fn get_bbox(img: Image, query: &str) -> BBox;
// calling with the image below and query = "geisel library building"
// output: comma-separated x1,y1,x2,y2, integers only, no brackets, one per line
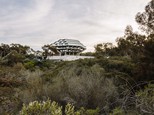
49,39,94,61
52,39,86,56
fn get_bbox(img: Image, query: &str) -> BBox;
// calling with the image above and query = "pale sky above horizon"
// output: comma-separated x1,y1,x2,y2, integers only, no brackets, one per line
0,0,150,52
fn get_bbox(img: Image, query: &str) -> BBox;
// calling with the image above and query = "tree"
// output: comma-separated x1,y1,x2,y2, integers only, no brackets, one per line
0,43,37,65
10,44,30,55
0,44,10,57
124,25,133,37
116,25,154,81
137,34,154,81
134,0,154,81
135,0,154,34
2,50,25,65
94,43,116,57
116,26,146,60
135,84,154,114
42,44,59,59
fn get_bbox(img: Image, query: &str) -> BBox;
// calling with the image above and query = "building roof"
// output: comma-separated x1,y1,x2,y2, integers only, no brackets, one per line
53,39,86,49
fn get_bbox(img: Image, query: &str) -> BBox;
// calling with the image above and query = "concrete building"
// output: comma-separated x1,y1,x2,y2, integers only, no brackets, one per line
47,39,94,61
48,55,94,61
52,39,86,55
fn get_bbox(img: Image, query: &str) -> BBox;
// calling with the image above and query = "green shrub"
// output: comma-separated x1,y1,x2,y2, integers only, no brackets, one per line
65,103,81,115
85,108,100,115
24,60,36,70
0,96,21,115
20,100,100,115
41,60,56,69
20,100,101,115
49,63,119,111
110,107,125,115
17,70,45,103
20,100,62,115
135,84,154,114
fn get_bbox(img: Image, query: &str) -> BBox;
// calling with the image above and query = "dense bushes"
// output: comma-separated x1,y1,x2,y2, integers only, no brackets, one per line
0,56,153,114
38,59,136,113
20,99,100,115
135,84,154,114
19,83,154,115
20,100,62,115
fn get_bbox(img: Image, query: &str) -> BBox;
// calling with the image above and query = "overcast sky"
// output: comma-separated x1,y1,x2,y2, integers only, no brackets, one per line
0,0,150,51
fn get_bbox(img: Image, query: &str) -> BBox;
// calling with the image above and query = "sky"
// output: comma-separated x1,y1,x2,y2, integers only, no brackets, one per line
0,0,151,52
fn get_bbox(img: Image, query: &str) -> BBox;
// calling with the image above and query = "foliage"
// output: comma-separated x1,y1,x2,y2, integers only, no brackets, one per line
135,84,154,114
116,31,146,59
0,63,26,114
110,107,125,115
85,108,100,115
94,43,117,58
80,52,95,56
65,103,80,115
42,44,59,59
47,60,130,112
0,96,21,115
24,60,36,70
20,100,62,115
20,99,100,115
135,0,154,34
0,43,36,66
17,70,45,104
41,59,56,70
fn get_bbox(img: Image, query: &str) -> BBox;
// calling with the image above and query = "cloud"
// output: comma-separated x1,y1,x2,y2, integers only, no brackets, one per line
0,0,54,44
0,0,151,51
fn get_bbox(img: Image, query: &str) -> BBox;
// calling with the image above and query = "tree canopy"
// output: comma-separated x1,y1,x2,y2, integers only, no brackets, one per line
135,0,154,34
